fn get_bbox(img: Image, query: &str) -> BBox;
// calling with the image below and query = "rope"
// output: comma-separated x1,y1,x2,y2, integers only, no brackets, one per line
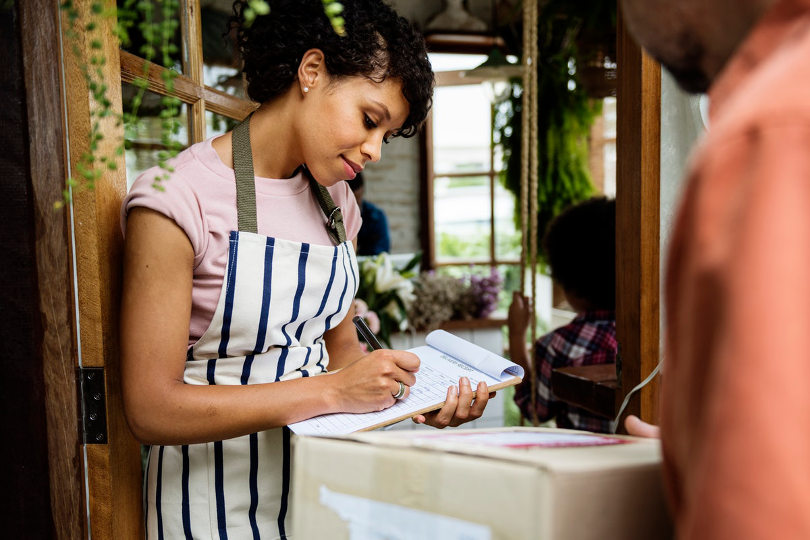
520,0,541,426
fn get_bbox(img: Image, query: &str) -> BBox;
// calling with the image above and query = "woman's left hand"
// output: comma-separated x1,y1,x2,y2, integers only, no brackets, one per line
412,377,494,428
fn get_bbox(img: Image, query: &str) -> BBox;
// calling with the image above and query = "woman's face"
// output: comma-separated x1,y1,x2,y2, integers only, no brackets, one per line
297,74,410,186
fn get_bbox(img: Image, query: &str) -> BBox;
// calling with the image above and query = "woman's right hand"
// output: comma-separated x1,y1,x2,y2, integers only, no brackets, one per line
329,349,420,413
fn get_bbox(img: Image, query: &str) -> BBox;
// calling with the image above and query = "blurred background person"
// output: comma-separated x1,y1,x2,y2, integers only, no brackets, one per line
348,172,391,255
621,0,810,537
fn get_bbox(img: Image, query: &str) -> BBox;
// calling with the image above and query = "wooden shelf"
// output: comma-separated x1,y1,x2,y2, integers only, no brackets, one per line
551,364,619,419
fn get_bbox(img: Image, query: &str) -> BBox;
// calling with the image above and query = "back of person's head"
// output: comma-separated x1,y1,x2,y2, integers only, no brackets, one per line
543,197,616,311
232,0,434,138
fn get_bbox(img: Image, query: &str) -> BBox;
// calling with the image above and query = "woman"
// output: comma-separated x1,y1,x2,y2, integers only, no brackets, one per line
120,0,491,537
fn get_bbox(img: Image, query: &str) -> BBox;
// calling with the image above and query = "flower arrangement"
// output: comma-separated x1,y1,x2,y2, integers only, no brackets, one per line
354,253,418,348
407,267,504,332
354,255,506,343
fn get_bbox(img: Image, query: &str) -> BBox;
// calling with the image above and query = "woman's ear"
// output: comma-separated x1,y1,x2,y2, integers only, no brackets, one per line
297,48,326,95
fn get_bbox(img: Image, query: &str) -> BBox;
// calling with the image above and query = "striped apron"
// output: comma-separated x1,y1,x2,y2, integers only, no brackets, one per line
144,118,358,539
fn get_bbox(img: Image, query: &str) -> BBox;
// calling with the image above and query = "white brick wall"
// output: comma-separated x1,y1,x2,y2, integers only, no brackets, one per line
363,135,423,254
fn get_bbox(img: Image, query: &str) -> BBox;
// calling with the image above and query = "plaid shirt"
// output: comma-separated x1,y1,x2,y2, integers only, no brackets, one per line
514,311,616,433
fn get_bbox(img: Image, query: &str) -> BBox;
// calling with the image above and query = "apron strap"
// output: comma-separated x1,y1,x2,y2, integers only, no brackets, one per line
231,113,347,244
305,170,347,245
232,114,258,233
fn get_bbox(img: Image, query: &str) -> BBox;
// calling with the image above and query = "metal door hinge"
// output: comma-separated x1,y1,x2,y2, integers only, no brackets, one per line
78,367,108,444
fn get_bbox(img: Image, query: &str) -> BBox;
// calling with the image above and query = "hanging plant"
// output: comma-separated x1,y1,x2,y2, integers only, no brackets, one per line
493,0,614,262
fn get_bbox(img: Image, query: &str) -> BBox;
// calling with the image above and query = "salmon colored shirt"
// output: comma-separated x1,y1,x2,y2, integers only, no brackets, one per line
663,0,810,537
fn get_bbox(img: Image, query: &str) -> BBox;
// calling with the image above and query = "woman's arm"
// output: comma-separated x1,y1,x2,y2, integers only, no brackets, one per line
120,208,418,445
323,301,365,370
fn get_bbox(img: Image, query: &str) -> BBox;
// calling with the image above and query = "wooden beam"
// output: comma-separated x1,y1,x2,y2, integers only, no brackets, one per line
615,5,661,427
181,0,207,142
120,49,256,120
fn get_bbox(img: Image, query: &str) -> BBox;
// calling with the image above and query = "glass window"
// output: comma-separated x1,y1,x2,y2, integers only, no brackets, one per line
122,83,189,189
434,176,491,263
205,109,239,139
426,52,519,275
201,5,246,98
432,85,491,175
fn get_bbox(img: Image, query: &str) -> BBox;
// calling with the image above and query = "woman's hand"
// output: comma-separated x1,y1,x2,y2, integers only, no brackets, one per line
412,377,493,428
330,348,420,413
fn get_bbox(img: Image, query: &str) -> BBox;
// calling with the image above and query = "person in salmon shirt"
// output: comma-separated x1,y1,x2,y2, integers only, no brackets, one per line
620,0,810,537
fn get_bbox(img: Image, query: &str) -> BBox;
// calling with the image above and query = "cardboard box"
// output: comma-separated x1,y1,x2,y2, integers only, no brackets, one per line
291,427,672,539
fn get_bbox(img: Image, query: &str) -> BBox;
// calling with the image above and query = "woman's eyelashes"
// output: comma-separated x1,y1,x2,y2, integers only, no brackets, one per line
364,113,391,143
363,114,378,129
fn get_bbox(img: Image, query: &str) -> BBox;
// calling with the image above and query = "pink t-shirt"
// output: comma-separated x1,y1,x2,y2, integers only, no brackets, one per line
122,137,361,344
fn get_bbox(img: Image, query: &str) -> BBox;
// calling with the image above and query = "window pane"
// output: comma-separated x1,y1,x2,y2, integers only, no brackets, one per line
119,0,182,71
201,5,246,98
434,175,491,263
494,182,520,260
123,83,190,190
205,110,239,138
432,85,491,174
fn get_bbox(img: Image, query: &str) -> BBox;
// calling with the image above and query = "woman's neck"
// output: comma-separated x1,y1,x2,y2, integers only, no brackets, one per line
213,94,303,179
248,100,304,178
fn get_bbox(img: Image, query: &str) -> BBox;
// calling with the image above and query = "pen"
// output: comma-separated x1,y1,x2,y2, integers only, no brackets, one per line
353,315,384,350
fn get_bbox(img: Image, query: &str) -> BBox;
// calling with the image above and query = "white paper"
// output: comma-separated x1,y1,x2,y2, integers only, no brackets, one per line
288,332,522,436
289,346,507,435
426,330,524,379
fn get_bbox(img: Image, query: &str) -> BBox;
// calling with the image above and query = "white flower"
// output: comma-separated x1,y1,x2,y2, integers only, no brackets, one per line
374,254,407,293
395,279,415,306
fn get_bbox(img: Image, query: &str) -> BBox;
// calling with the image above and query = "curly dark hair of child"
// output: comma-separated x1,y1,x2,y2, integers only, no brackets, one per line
543,197,616,311
230,0,434,138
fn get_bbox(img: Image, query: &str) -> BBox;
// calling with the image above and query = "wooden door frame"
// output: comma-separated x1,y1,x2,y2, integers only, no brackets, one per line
59,0,144,537
2,0,81,536
615,4,662,426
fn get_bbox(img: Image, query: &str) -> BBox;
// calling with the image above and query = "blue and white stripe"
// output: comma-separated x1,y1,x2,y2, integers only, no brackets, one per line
145,233,357,539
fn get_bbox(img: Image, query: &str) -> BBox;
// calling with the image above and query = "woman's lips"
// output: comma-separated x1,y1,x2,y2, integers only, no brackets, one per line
342,156,361,179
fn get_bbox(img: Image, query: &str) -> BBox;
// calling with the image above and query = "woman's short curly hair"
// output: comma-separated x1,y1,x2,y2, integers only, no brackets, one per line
231,0,434,138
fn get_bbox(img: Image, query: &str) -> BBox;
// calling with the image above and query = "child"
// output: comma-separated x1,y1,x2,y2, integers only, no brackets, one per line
119,1,491,537
508,197,616,433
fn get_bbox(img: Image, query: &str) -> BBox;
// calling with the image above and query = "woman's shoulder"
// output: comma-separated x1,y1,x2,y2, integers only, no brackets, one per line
122,139,234,259
130,138,232,193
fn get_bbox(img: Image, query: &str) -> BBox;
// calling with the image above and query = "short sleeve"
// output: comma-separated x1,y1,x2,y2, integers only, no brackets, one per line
121,165,209,269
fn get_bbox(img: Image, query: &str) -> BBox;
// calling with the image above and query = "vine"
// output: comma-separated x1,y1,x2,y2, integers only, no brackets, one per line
58,0,345,206
493,0,612,261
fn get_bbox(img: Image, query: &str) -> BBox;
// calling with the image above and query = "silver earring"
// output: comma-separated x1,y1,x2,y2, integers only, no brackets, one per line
303,86,310,93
